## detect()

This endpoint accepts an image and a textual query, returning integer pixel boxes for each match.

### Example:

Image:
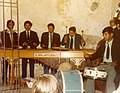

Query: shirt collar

[69,35,75,38]
[26,30,30,33]
[6,29,15,34]
[106,39,113,45]
[25,30,30,34]
[49,32,53,35]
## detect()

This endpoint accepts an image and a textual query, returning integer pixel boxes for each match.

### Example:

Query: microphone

[82,30,84,33]
[81,30,84,37]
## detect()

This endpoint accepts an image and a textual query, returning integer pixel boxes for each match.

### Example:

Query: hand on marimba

[23,42,28,46]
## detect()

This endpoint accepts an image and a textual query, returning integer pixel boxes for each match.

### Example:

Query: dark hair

[47,23,55,28]
[102,27,114,34]
[24,20,32,26]
[118,2,120,7]
[7,20,15,27]
[69,26,76,32]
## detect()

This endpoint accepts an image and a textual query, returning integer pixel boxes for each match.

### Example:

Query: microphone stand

[65,26,67,34]
[81,30,86,54]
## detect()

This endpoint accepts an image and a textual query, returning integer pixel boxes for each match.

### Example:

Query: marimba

[0,48,94,58]
[0,48,95,86]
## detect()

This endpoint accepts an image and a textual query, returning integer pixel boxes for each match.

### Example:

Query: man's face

[103,32,113,41]
[48,26,54,33]
[24,23,32,31]
[69,30,76,37]
[7,22,14,31]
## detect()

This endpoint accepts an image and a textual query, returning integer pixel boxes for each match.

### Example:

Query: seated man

[84,27,120,93]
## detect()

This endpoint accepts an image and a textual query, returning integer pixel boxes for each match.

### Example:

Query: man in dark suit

[113,19,120,89]
[41,23,60,74]
[61,26,85,50]
[84,27,120,93]
[19,21,39,78]
[41,23,60,49]
[0,19,18,83]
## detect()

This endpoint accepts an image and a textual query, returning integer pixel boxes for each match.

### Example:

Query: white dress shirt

[7,29,14,43]
[26,30,30,38]
[48,32,53,49]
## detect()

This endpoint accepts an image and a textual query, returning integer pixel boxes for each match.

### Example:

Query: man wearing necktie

[19,21,39,79]
[70,36,73,49]
[60,26,86,76]
[41,23,60,74]
[0,20,18,84]
[61,26,85,50]
[27,31,29,39]
[84,27,120,93]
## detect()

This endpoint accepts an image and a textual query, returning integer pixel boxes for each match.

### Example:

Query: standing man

[19,21,39,78]
[114,19,120,43]
[0,19,18,83]
[113,19,120,89]
[84,27,120,93]
[61,26,85,50]
[41,23,60,49]
[41,23,60,74]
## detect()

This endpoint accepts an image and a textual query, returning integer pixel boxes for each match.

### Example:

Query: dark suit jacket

[90,39,120,73]
[0,30,18,48]
[90,40,119,61]
[61,33,85,50]
[41,32,60,49]
[19,30,39,49]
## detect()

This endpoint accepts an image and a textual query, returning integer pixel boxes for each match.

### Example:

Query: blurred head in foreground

[32,74,58,93]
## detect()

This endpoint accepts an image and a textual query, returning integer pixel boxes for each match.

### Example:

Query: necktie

[70,36,73,49]
[27,31,29,39]
[50,33,53,47]
[106,42,109,59]
[10,32,13,44]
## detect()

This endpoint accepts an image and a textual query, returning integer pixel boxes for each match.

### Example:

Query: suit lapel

[74,34,77,49]
[111,40,116,60]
